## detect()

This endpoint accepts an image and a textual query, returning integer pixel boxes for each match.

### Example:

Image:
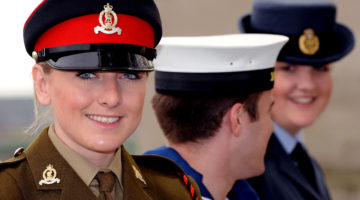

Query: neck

[85,151,116,168]
[272,119,301,135]
[169,139,234,200]
[66,141,116,168]
[53,125,116,168]
[279,123,300,135]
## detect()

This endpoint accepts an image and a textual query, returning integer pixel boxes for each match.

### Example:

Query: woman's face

[271,61,332,134]
[35,66,147,156]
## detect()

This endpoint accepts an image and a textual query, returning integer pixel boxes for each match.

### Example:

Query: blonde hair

[25,62,53,135]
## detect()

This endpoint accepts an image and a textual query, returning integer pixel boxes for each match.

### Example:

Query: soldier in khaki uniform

[0,0,200,199]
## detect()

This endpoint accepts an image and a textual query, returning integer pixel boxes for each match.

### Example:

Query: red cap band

[34,14,155,51]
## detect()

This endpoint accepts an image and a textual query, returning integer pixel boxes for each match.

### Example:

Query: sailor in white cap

[144,34,288,200]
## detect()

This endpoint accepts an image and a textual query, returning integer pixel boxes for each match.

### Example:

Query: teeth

[87,115,119,124]
[293,97,313,103]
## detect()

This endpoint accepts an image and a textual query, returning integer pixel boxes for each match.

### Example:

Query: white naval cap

[154,34,288,96]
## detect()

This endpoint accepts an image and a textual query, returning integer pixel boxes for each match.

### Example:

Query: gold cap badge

[94,3,122,35]
[39,164,61,185]
[270,71,275,82]
[298,28,320,55]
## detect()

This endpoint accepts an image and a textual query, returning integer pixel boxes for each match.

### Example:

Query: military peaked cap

[239,0,355,65]
[24,0,162,71]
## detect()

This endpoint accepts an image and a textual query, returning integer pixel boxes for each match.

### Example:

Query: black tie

[290,142,318,191]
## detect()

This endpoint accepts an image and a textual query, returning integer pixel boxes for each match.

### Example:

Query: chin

[91,141,121,153]
[292,117,317,130]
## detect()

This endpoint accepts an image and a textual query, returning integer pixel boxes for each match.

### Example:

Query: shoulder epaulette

[133,155,200,200]
[133,154,185,173]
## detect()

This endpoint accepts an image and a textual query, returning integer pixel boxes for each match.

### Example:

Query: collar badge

[39,164,61,185]
[132,165,147,185]
[94,3,122,35]
[298,28,320,55]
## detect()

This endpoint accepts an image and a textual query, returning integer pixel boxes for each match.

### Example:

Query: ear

[229,103,243,137]
[32,64,51,106]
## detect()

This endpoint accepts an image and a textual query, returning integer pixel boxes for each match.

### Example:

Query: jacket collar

[121,147,151,200]
[267,134,323,200]
[25,127,97,199]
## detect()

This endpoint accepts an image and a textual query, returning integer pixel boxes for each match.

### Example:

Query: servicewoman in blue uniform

[239,0,355,199]
[144,34,288,200]
[0,0,200,199]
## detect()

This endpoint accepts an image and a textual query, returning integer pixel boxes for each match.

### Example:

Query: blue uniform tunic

[144,146,259,200]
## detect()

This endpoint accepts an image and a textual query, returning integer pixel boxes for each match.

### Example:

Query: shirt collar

[273,122,304,155]
[48,124,122,187]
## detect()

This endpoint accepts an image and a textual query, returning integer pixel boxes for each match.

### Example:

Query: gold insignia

[132,165,146,185]
[94,3,122,35]
[298,28,320,55]
[39,164,61,185]
[270,71,275,82]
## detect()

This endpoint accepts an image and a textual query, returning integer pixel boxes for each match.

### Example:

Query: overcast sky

[0,0,42,97]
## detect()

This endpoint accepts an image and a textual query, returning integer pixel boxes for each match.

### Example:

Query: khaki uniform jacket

[0,128,201,200]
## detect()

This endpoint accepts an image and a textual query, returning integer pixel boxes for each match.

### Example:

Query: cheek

[315,75,332,113]
[51,83,92,115]
[124,86,146,115]
[272,73,293,101]
[260,117,274,138]
[319,75,333,98]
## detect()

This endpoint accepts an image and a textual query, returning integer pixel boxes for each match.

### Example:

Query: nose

[98,76,121,108]
[297,68,315,91]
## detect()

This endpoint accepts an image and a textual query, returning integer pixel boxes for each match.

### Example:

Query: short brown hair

[38,62,53,74]
[152,92,261,144]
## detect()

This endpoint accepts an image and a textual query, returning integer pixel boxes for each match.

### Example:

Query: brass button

[14,147,25,157]
[32,51,38,61]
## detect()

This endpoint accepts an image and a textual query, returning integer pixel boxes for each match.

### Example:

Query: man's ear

[229,103,243,137]
[32,64,51,106]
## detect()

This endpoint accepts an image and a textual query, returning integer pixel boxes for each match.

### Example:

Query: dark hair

[152,92,261,144]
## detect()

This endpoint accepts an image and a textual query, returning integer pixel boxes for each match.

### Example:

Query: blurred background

[0,0,359,199]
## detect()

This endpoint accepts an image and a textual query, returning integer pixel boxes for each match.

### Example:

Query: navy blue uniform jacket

[145,146,259,200]
[247,134,331,200]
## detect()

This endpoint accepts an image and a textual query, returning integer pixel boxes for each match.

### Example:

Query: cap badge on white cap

[270,71,275,82]
[298,28,320,55]
[94,3,122,35]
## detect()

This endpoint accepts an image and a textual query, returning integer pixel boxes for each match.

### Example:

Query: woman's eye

[122,73,140,80]
[280,65,295,72]
[315,65,330,72]
[77,72,96,80]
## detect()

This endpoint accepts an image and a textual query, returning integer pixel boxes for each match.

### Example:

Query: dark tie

[95,172,115,200]
[290,142,318,191]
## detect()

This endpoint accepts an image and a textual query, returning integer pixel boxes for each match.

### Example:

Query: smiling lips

[86,114,121,124]
[291,97,315,104]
